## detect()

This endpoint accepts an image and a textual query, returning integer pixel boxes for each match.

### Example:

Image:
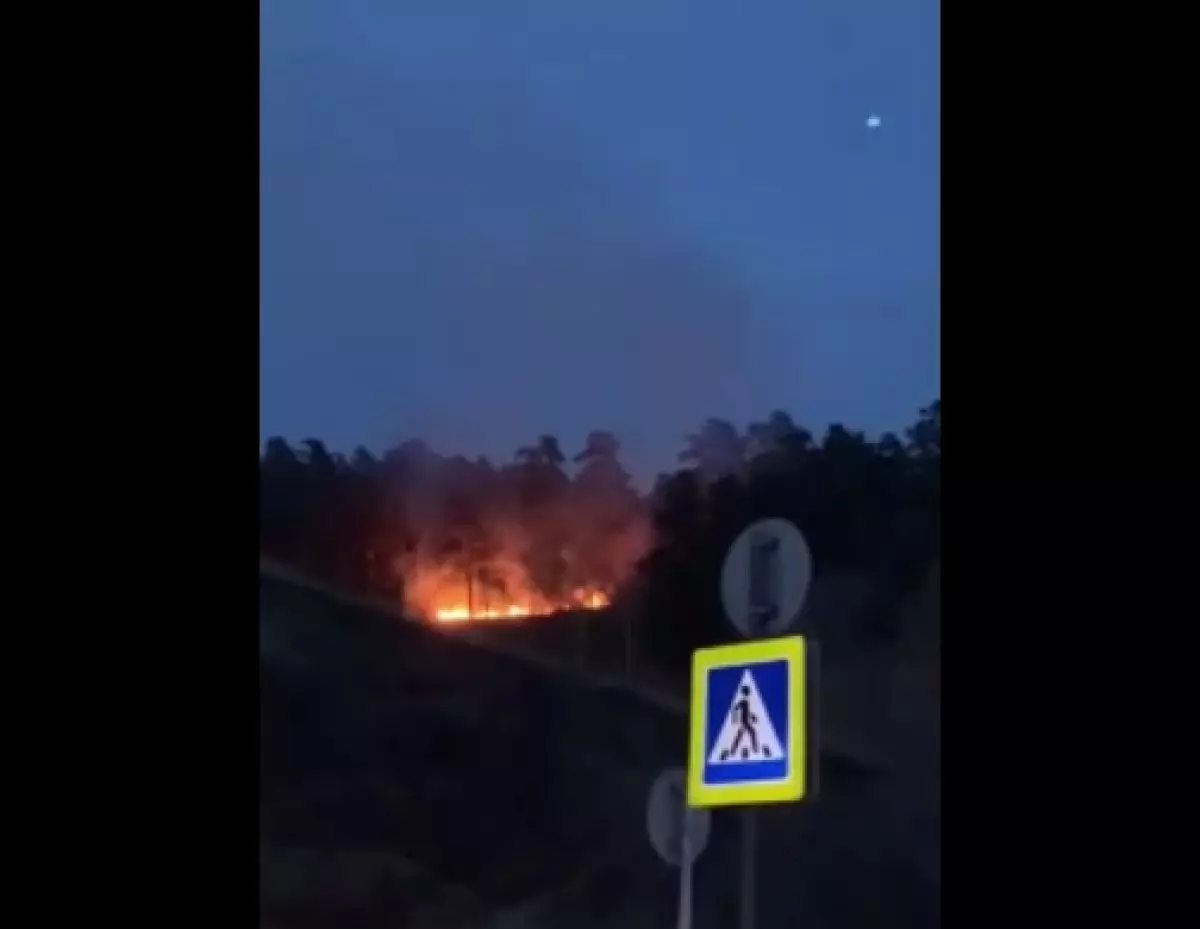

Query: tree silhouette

[260,400,941,671]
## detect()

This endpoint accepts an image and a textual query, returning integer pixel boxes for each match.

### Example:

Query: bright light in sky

[866,114,882,129]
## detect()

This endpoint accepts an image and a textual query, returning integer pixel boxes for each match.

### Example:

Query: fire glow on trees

[387,433,650,625]
[403,557,612,624]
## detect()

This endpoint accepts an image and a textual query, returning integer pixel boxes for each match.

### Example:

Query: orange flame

[401,558,611,625]
[433,588,609,624]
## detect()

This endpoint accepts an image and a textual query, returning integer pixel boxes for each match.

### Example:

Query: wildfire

[400,557,613,626]
[433,588,610,624]
[393,496,650,627]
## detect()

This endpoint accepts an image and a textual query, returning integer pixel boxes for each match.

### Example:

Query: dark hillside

[260,568,938,929]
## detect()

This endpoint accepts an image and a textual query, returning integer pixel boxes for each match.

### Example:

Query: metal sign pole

[739,807,757,929]
[676,829,694,929]
[649,768,711,929]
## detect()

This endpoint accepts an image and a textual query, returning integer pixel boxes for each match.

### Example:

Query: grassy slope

[259,567,939,929]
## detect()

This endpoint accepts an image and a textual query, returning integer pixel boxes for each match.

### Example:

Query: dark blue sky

[260,0,939,477]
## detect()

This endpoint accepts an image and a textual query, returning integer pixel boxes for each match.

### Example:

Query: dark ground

[260,570,939,928]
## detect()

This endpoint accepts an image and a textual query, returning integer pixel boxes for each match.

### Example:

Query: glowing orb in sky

[866,114,882,129]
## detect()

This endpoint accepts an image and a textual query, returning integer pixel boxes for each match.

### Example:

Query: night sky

[259,0,939,478]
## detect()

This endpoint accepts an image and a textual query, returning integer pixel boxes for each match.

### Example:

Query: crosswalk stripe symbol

[708,669,785,764]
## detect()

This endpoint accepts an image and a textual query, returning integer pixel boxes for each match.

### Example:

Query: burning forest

[382,432,651,625]
[262,403,942,647]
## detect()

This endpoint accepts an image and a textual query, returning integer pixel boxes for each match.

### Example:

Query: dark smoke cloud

[260,1,778,478]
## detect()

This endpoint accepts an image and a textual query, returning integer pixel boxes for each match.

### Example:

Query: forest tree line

[260,401,940,667]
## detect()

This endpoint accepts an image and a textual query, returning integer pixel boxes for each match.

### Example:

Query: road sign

[646,767,712,867]
[687,636,807,808]
[720,518,812,638]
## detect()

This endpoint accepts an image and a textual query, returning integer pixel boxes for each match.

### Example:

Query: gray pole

[676,829,694,929]
[739,808,757,929]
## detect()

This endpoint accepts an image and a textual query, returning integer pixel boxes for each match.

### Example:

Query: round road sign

[645,767,711,867]
[720,517,812,638]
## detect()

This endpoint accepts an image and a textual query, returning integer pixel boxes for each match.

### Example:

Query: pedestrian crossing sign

[687,635,807,808]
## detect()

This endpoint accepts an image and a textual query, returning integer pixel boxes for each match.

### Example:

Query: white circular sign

[720,517,813,638]
[645,768,711,867]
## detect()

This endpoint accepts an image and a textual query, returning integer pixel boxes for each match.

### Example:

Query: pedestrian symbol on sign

[708,669,784,765]
[721,684,766,759]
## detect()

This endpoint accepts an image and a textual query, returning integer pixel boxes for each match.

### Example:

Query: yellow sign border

[686,635,807,808]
